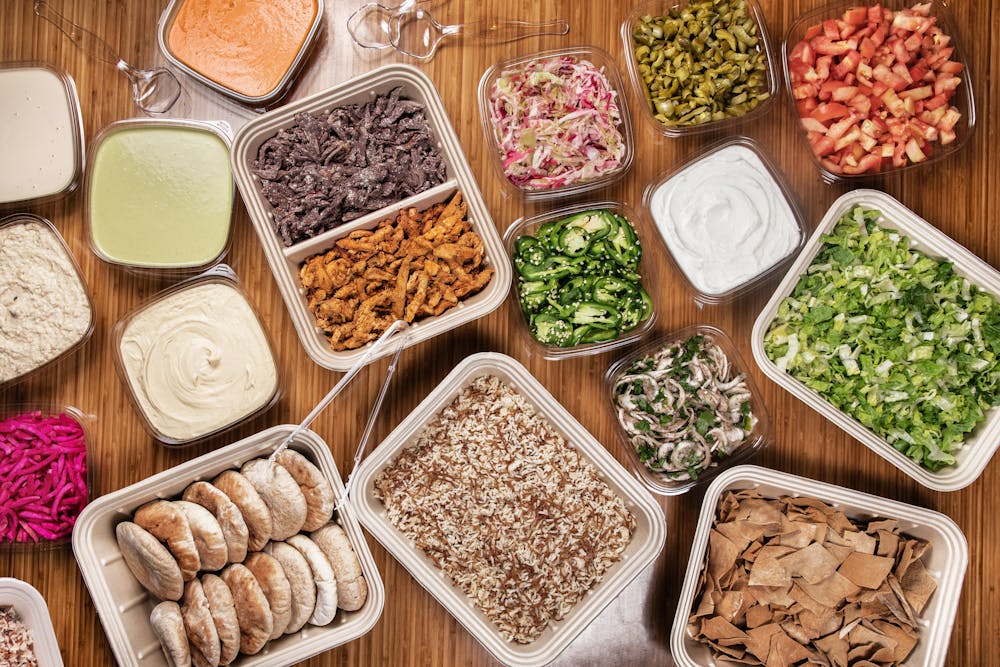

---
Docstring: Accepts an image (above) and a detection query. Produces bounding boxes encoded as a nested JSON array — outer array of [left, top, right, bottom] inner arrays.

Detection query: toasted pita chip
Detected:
[[779, 542, 840, 584], [838, 552, 895, 589], [899, 558, 937, 613]]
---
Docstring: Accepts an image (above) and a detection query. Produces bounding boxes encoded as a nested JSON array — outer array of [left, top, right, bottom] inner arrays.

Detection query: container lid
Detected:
[[0, 577, 65, 666]]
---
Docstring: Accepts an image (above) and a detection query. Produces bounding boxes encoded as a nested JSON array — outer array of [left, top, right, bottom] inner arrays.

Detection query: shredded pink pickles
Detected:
[[0, 411, 88, 544], [488, 55, 626, 190]]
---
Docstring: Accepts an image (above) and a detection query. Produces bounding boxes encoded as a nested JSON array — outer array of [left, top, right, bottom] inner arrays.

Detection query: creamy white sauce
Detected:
[[119, 282, 278, 442], [0, 67, 79, 204], [649, 144, 801, 296]]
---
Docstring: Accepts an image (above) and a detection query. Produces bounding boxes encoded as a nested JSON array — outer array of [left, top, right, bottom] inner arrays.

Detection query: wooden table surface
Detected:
[[2, 0, 998, 665]]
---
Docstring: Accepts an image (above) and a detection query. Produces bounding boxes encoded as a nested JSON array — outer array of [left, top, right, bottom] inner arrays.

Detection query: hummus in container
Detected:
[[115, 271, 279, 444]]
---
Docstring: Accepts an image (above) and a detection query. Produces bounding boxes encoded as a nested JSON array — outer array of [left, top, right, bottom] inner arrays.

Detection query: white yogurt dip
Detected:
[[648, 144, 801, 297], [0, 66, 80, 204], [118, 281, 278, 442]]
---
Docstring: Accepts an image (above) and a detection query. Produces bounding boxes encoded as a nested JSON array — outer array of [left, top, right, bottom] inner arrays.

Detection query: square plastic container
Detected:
[[503, 201, 657, 359], [671, 465, 968, 667], [605, 325, 770, 496], [0, 61, 84, 207], [752, 189, 1000, 492], [641, 136, 806, 305], [72, 425, 385, 667], [112, 264, 281, 446], [231, 64, 511, 372], [85, 118, 235, 274], [0, 214, 94, 388], [157, 0, 325, 107], [477, 45, 635, 201], [351, 352, 666, 667], [0, 578, 65, 666], [782, 0, 975, 183], [621, 0, 778, 138]]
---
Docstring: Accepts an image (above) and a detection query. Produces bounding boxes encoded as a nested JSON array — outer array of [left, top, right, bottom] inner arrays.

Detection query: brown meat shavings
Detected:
[[0, 607, 39, 667], [688, 490, 938, 667], [300, 192, 493, 351], [373, 375, 636, 643]]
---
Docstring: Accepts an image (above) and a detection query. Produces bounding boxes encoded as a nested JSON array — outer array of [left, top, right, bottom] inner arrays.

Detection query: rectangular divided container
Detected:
[[671, 465, 968, 667], [72, 425, 385, 667], [231, 64, 511, 371], [351, 352, 666, 667], [752, 189, 1000, 491]]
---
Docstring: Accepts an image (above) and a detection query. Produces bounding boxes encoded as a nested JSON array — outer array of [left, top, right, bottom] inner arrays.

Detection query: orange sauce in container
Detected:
[[167, 0, 318, 99]]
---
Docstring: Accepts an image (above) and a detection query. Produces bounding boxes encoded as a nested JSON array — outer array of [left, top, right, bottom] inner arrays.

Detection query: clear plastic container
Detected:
[[352, 352, 666, 667], [621, 0, 778, 138], [503, 201, 657, 360], [0, 214, 95, 389], [641, 136, 806, 305], [752, 189, 1000, 492], [156, 0, 325, 107], [0, 61, 84, 208], [111, 264, 281, 446], [605, 325, 770, 496], [671, 465, 968, 667], [85, 118, 235, 274], [231, 64, 511, 372], [782, 0, 975, 183], [0, 577, 65, 666], [477, 45, 635, 201], [71, 425, 385, 667]]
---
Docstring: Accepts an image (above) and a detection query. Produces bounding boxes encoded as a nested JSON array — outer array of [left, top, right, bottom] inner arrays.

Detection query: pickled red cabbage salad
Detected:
[[764, 206, 1000, 471], [487, 55, 627, 190], [0, 411, 88, 543]]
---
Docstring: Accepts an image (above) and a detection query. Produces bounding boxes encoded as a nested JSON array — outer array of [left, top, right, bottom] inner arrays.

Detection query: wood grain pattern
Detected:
[[2, 0, 998, 665]]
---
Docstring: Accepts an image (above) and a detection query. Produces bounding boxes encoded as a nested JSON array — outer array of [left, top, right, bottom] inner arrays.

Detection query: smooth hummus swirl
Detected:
[[119, 282, 278, 441]]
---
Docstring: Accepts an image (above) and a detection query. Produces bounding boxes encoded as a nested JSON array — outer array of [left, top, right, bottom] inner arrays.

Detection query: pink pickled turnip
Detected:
[[0, 410, 88, 544]]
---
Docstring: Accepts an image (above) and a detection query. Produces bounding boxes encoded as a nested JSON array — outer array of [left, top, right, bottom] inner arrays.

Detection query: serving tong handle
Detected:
[[34, 0, 125, 67]]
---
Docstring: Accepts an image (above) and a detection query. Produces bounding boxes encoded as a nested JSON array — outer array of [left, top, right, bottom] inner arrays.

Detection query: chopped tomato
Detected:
[[843, 7, 868, 25]]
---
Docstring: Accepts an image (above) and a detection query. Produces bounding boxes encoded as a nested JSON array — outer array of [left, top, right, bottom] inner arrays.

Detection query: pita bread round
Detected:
[[264, 541, 316, 634], [286, 534, 338, 626], [133, 500, 201, 581], [241, 459, 307, 540], [183, 482, 250, 564], [150, 601, 191, 667], [116, 521, 183, 601], [220, 563, 272, 655], [213, 471, 272, 552], [311, 523, 368, 611], [200, 574, 240, 666], [181, 579, 221, 667], [244, 552, 292, 640], [175, 500, 228, 573], [275, 449, 335, 531]]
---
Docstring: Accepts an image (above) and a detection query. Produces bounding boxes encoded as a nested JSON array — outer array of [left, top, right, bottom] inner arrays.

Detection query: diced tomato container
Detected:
[[782, 0, 975, 183]]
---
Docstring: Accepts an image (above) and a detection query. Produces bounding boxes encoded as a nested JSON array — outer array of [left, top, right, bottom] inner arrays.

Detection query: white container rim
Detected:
[[0, 577, 65, 666]]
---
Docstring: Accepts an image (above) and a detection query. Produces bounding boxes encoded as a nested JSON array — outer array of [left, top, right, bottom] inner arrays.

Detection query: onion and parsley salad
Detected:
[[613, 334, 757, 481], [765, 206, 1000, 471], [513, 209, 651, 347]]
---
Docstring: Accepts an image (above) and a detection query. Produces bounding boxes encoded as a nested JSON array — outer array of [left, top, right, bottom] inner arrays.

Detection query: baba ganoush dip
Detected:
[[118, 281, 278, 442], [648, 143, 800, 297]]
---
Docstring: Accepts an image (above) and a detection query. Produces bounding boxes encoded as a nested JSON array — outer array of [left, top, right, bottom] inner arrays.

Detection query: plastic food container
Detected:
[[85, 118, 235, 273], [112, 265, 281, 446], [621, 0, 778, 138], [782, 0, 975, 183], [504, 201, 657, 360], [0, 61, 84, 207], [477, 45, 635, 201], [0, 577, 65, 666], [642, 136, 806, 305], [72, 425, 384, 667], [352, 352, 666, 667], [752, 189, 1000, 492], [157, 0, 324, 107], [0, 214, 95, 388], [671, 465, 968, 667], [231, 64, 511, 372], [606, 325, 770, 496]]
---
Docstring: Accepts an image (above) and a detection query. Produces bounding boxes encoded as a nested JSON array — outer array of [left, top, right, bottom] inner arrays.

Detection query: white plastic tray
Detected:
[[671, 465, 968, 667], [352, 352, 666, 667], [71, 426, 384, 667], [752, 189, 1000, 491], [231, 64, 511, 371], [0, 577, 64, 666]]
